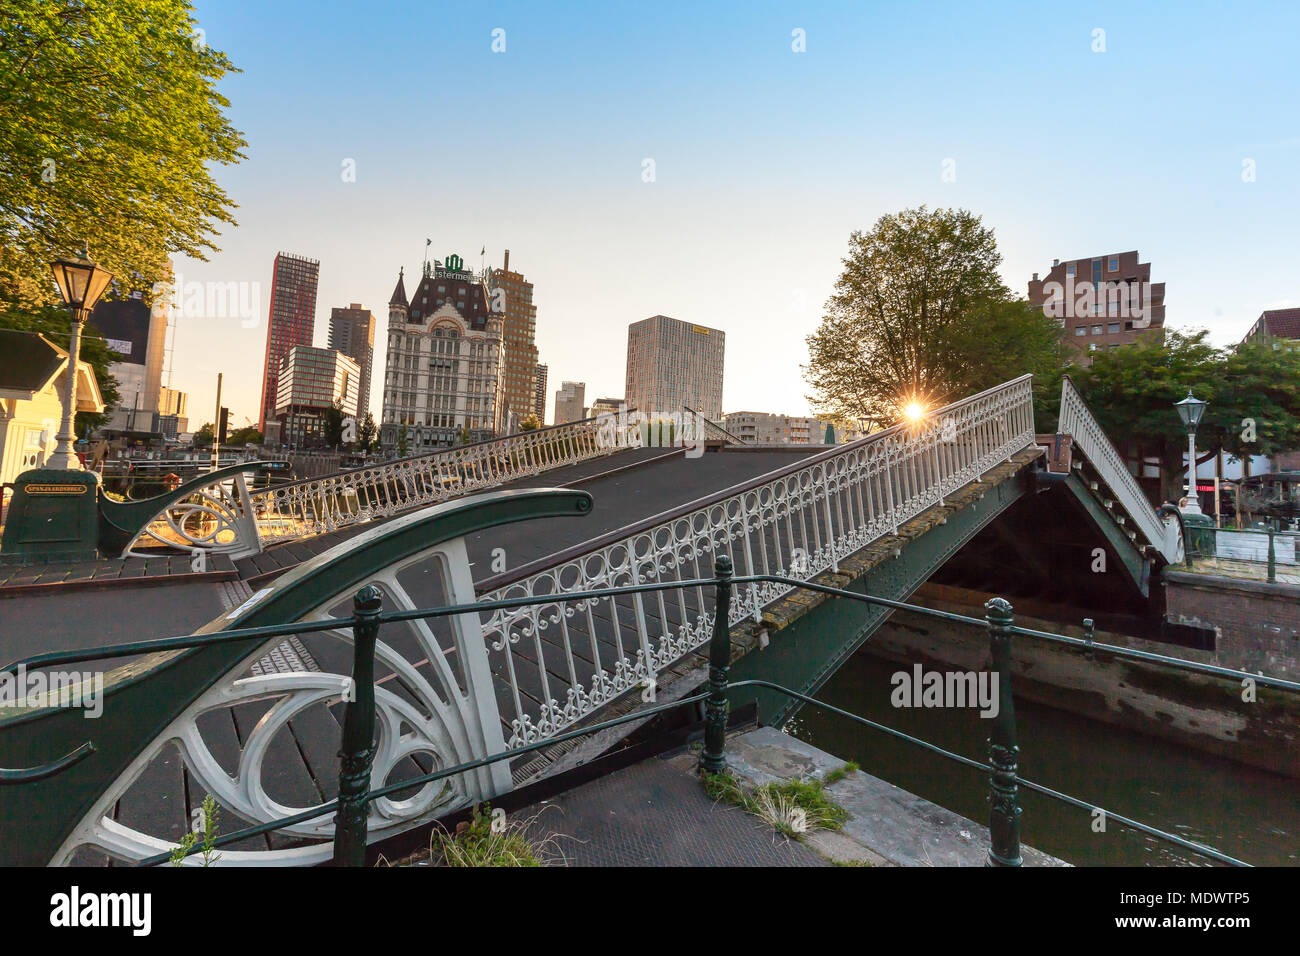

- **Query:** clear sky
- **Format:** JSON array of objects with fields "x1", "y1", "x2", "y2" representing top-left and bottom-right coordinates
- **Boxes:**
[{"x1": 173, "y1": 0, "x2": 1300, "y2": 431}]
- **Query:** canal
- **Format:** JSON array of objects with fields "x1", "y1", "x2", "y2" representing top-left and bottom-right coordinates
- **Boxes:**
[{"x1": 788, "y1": 645, "x2": 1300, "y2": 866}]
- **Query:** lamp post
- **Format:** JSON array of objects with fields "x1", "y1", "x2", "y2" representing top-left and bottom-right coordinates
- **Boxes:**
[
  {"x1": 1174, "y1": 389, "x2": 1208, "y2": 516},
  {"x1": 47, "y1": 251, "x2": 114, "y2": 470}
]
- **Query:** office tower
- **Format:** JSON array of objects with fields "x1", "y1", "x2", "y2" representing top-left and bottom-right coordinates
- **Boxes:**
[
  {"x1": 554, "y1": 381, "x2": 586, "y2": 424},
  {"x1": 258, "y1": 252, "x2": 320, "y2": 431},
  {"x1": 488, "y1": 250, "x2": 539, "y2": 430},
  {"x1": 328, "y1": 303, "x2": 376, "y2": 419},
  {"x1": 625, "y1": 315, "x2": 725, "y2": 420},
  {"x1": 534, "y1": 362, "x2": 548, "y2": 424},
  {"x1": 274, "y1": 346, "x2": 360, "y2": 448}
]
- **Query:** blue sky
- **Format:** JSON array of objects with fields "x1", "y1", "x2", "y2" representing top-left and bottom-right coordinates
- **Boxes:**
[{"x1": 175, "y1": 0, "x2": 1300, "y2": 428}]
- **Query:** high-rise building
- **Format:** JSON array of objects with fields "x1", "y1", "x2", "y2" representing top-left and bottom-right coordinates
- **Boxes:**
[
  {"x1": 1028, "y1": 251, "x2": 1164, "y2": 367},
  {"x1": 258, "y1": 252, "x2": 320, "y2": 431},
  {"x1": 90, "y1": 289, "x2": 168, "y2": 437},
  {"x1": 554, "y1": 381, "x2": 586, "y2": 424},
  {"x1": 274, "y1": 346, "x2": 360, "y2": 448},
  {"x1": 487, "y1": 250, "x2": 539, "y2": 432},
  {"x1": 534, "y1": 363, "x2": 548, "y2": 424},
  {"x1": 379, "y1": 255, "x2": 505, "y2": 454},
  {"x1": 625, "y1": 315, "x2": 725, "y2": 420},
  {"x1": 328, "y1": 303, "x2": 376, "y2": 420},
  {"x1": 589, "y1": 397, "x2": 623, "y2": 417}
]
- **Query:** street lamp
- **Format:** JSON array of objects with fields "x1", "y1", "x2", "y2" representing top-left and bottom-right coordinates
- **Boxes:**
[
  {"x1": 1174, "y1": 389, "x2": 1208, "y2": 515},
  {"x1": 47, "y1": 250, "x2": 114, "y2": 470}
]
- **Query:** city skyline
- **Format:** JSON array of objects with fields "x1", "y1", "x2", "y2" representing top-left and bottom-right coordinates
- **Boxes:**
[{"x1": 166, "y1": 0, "x2": 1300, "y2": 431}]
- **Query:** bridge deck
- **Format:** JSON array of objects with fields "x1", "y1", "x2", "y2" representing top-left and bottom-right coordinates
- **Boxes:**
[{"x1": 24, "y1": 445, "x2": 822, "y2": 862}]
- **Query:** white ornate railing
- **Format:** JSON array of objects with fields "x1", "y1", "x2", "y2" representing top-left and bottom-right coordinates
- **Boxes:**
[
  {"x1": 1058, "y1": 376, "x2": 1177, "y2": 561},
  {"x1": 121, "y1": 414, "x2": 647, "y2": 558},
  {"x1": 477, "y1": 375, "x2": 1037, "y2": 749}
]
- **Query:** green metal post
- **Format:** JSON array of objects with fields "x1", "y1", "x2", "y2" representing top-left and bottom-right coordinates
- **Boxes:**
[
  {"x1": 333, "y1": 585, "x2": 382, "y2": 866},
  {"x1": 985, "y1": 596, "x2": 1022, "y2": 867},
  {"x1": 700, "y1": 554, "x2": 734, "y2": 775},
  {"x1": 1268, "y1": 528, "x2": 1276, "y2": 584}
]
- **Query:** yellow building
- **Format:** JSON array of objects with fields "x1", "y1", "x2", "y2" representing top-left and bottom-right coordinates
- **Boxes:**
[{"x1": 0, "y1": 330, "x2": 105, "y2": 486}]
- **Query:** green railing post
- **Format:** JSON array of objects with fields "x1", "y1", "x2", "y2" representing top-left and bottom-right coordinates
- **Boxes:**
[
  {"x1": 700, "y1": 553, "x2": 734, "y2": 775},
  {"x1": 1268, "y1": 527, "x2": 1276, "y2": 584},
  {"x1": 985, "y1": 596, "x2": 1022, "y2": 868},
  {"x1": 333, "y1": 585, "x2": 382, "y2": 867}
]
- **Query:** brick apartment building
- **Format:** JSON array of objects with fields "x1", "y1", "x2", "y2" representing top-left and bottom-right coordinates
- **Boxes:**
[{"x1": 1028, "y1": 250, "x2": 1165, "y2": 366}]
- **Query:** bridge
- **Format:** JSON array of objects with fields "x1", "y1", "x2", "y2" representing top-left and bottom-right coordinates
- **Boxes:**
[{"x1": 0, "y1": 375, "x2": 1189, "y2": 865}]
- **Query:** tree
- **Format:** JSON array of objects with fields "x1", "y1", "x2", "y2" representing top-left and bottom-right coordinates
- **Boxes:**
[
  {"x1": 1071, "y1": 330, "x2": 1300, "y2": 504},
  {"x1": 397, "y1": 423, "x2": 409, "y2": 457},
  {"x1": 192, "y1": 422, "x2": 214, "y2": 446},
  {"x1": 227, "y1": 426, "x2": 261, "y2": 445},
  {"x1": 519, "y1": 414, "x2": 541, "y2": 432},
  {"x1": 0, "y1": 303, "x2": 122, "y2": 433},
  {"x1": 323, "y1": 400, "x2": 345, "y2": 449},
  {"x1": 358, "y1": 411, "x2": 377, "y2": 453},
  {"x1": 0, "y1": 0, "x2": 246, "y2": 309},
  {"x1": 804, "y1": 206, "x2": 1060, "y2": 428}
]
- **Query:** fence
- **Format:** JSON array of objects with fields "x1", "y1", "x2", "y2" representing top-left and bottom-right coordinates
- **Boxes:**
[
  {"x1": 1185, "y1": 523, "x2": 1300, "y2": 584},
  {"x1": 4, "y1": 560, "x2": 1296, "y2": 867},
  {"x1": 476, "y1": 375, "x2": 1036, "y2": 749}
]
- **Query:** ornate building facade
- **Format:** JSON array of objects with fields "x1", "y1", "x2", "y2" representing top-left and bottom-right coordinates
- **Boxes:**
[{"x1": 379, "y1": 254, "x2": 505, "y2": 455}]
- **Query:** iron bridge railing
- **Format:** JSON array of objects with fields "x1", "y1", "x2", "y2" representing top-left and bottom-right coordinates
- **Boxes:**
[{"x1": 4, "y1": 561, "x2": 1296, "y2": 868}]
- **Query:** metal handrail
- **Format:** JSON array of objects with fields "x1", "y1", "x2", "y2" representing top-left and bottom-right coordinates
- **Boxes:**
[
  {"x1": 4, "y1": 569, "x2": 1290, "y2": 868},
  {"x1": 1059, "y1": 375, "x2": 1175, "y2": 560}
]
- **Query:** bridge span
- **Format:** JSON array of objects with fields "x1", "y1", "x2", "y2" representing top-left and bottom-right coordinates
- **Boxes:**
[{"x1": 0, "y1": 375, "x2": 1187, "y2": 865}]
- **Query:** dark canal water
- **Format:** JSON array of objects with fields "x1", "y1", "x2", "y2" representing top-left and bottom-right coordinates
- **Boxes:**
[{"x1": 787, "y1": 646, "x2": 1300, "y2": 866}]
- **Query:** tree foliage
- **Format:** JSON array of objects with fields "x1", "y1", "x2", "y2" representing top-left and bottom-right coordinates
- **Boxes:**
[
  {"x1": 519, "y1": 414, "x2": 541, "y2": 432},
  {"x1": 1072, "y1": 330, "x2": 1300, "y2": 501},
  {"x1": 804, "y1": 206, "x2": 1064, "y2": 428},
  {"x1": 0, "y1": 0, "x2": 246, "y2": 308},
  {"x1": 358, "y1": 411, "x2": 377, "y2": 453}
]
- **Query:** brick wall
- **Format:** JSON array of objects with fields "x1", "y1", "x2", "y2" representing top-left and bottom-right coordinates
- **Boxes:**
[{"x1": 1163, "y1": 570, "x2": 1300, "y2": 679}]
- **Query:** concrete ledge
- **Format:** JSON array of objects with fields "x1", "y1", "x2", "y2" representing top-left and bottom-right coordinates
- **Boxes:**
[
  {"x1": 1164, "y1": 568, "x2": 1300, "y2": 599},
  {"x1": 723, "y1": 726, "x2": 1069, "y2": 867}
]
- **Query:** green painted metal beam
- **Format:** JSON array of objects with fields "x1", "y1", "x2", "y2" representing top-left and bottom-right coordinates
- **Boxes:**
[
  {"x1": 1060, "y1": 471, "x2": 1149, "y2": 596},
  {"x1": 0, "y1": 488, "x2": 592, "y2": 866},
  {"x1": 730, "y1": 469, "x2": 1032, "y2": 729}
]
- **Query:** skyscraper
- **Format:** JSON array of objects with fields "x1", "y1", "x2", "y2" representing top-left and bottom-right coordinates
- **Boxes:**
[
  {"x1": 625, "y1": 315, "x2": 725, "y2": 420},
  {"x1": 554, "y1": 381, "x2": 586, "y2": 424},
  {"x1": 258, "y1": 252, "x2": 320, "y2": 431},
  {"x1": 534, "y1": 363, "x2": 548, "y2": 424},
  {"x1": 328, "y1": 303, "x2": 376, "y2": 420},
  {"x1": 487, "y1": 250, "x2": 539, "y2": 432}
]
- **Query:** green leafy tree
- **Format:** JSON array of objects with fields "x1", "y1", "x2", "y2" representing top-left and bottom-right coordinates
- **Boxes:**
[
  {"x1": 227, "y1": 426, "x2": 261, "y2": 445},
  {"x1": 397, "y1": 423, "x2": 408, "y2": 457},
  {"x1": 804, "y1": 206, "x2": 1061, "y2": 428},
  {"x1": 0, "y1": 0, "x2": 246, "y2": 308},
  {"x1": 323, "y1": 400, "x2": 345, "y2": 449},
  {"x1": 519, "y1": 414, "x2": 541, "y2": 432},
  {"x1": 0, "y1": 304, "x2": 121, "y2": 432},
  {"x1": 192, "y1": 421, "x2": 214, "y2": 446},
  {"x1": 1067, "y1": 330, "x2": 1300, "y2": 503},
  {"x1": 358, "y1": 411, "x2": 377, "y2": 453}
]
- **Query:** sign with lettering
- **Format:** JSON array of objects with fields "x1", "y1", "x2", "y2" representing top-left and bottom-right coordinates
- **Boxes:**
[
  {"x1": 443, "y1": 254, "x2": 464, "y2": 272},
  {"x1": 691, "y1": 325, "x2": 711, "y2": 335},
  {"x1": 24, "y1": 484, "x2": 87, "y2": 496}
]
